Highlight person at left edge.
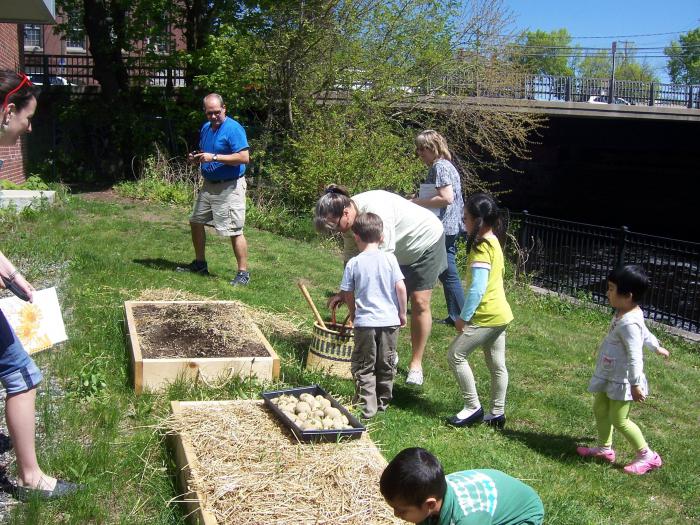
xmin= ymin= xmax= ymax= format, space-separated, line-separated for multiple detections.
xmin=0 ymin=69 xmax=82 ymax=500
xmin=179 ymin=93 xmax=251 ymax=286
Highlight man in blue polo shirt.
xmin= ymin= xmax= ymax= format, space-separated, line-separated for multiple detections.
xmin=179 ymin=93 xmax=251 ymax=285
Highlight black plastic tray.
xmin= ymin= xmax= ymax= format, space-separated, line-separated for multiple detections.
xmin=262 ymin=385 xmax=365 ymax=443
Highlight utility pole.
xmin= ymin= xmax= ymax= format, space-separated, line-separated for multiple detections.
xmin=609 ymin=41 xmax=617 ymax=104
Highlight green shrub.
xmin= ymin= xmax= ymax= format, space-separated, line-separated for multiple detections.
xmin=264 ymin=108 xmax=424 ymax=209
xmin=0 ymin=174 xmax=55 ymax=191
xmin=0 ymin=179 xmax=20 ymax=190
xmin=115 ymin=145 xmax=198 ymax=206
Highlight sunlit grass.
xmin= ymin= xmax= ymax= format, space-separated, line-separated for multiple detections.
xmin=0 ymin=194 xmax=697 ymax=524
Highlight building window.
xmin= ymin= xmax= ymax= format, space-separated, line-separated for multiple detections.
xmin=146 ymin=33 xmax=171 ymax=55
xmin=24 ymin=25 xmax=43 ymax=50
xmin=66 ymin=27 xmax=86 ymax=52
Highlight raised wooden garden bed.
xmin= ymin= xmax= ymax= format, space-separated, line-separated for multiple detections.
xmin=168 ymin=400 xmax=401 ymax=525
xmin=125 ymin=300 xmax=280 ymax=393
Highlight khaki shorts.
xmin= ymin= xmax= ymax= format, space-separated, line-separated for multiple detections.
xmin=190 ymin=178 xmax=247 ymax=236
xmin=399 ymin=233 xmax=447 ymax=295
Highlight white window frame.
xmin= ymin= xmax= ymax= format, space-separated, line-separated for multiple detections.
xmin=65 ymin=26 xmax=86 ymax=53
xmin=23 ymin=24 xmax=43 ymax=52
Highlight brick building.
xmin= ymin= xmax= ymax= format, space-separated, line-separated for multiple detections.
xmin=1 ymin=1 xmax=55 ymax=183
xmin=0 ymin=24 xmax=25 ymax=184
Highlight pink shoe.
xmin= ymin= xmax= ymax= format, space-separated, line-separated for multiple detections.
xmin=576 ymin=446 xmax=616 ymax=463
xmin=623 ymin=451 xmax=663 ymax=475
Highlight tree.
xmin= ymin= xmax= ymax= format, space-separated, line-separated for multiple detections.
xmin=577 ymin=50 xmax=610 ymax=79
xmin=512 ymin=29 xmax=578 ymax=76
xmin=577 ymin=44 xmax=657 ymax=83
xmin=197 ymin=0 xmax=546 ymax=206
xmin=665 ymin=28 xmax=700 ymax=84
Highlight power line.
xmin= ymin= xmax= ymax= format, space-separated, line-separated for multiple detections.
xmin=494 ymin=28 xmax=696 ymax=41
xmin=568 ymin=30 xmax=695 ymax=39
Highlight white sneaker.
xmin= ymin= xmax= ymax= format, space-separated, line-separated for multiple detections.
xmin=406 ymin=368 xmax=424 ymax=386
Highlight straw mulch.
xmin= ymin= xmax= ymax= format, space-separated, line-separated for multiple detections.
xmin=169 ymin=400 xmax=404 ymax=525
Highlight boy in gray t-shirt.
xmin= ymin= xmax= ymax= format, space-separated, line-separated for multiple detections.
xmin=340 ymin=213 xmax=407 ymax=418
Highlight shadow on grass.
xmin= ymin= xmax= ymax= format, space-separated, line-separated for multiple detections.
xmin=389 ymin=384 xmax=453 ymax=418
xmin=132 ymin=258 xmax=220 ymax=278
xmin=501 ymin=428 xmax=591 ymax=462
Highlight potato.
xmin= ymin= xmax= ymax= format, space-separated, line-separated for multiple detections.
xmin=341 ymin=415 xmax=349 ymax=425
xmin=295 ymin=401 xmax=312 ymax=414
xmin=323 ymin=407 xmax=342 ymax=419
xmin=281 ymin=410 xmax=296 ymax=420
xmin=312 ymin=409 xmax=325 ymax=418
xmin=342 ymin=424 xmax=353 ymax=429
xmin=319 ymin=398 xmax=332 ymax=409
xmin=297 ymin=411 xmax=309 ymax=421
xmin=321 ymin=417 xmax=335 ymax=428
xmin=299 ymin=393 xmax=315 ymax=404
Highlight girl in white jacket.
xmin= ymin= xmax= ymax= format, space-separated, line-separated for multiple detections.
xmin=577 ymin=264 xmax=669 ymax=475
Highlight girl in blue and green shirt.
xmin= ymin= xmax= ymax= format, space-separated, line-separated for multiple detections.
xmin=446 ymin=193 xmax=513 ymax=429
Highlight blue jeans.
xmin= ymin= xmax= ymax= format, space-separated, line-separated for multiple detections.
xmin=439 ymin=234 xmax=465 ymax=321
xmin=0 ymin=310 xmax=43 ymax=394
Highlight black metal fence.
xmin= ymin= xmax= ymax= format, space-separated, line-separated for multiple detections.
xmin=23 ymin=53 xmax=185 ymax=87
xmin=411 ymin=72 xmax=700 ymax=109
xmin=514 ymin=211 xmax=700 ymax=333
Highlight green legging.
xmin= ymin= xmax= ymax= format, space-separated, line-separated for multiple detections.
xmin=593 ymin=392 xmax=647 ymax=451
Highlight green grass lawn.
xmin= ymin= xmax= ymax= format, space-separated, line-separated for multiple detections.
xmin=1 ymin=194 xmax=698 ymax=524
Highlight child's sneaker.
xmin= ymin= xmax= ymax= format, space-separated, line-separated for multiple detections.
xmin=623 ymin=450 xmax=663 ymax=475
xmin=576 ymin=446 xmax=616 ymax=463
xmin=406 ymin=368 xmax=423 ymax=386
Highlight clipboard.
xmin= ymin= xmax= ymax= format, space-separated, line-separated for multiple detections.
xmin=0 ymin=287 xmax=68 ymax=354
xmin=419 ymin=183 xmax=441 ymax=217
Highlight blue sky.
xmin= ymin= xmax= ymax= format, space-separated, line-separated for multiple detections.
xmin=503 ymin=0 xmax=700 ymax=81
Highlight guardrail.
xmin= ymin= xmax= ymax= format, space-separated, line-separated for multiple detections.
xmin=23 ymin=53 xmax=185 ymax=87
xmin=423 ymin=73 xmax=699 ymax=109
xmin=514 ymin=211 xmax=700 ymax=333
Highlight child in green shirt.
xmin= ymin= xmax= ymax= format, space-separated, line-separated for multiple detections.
xmin=380 ymin=448 xmax=544 ymax=525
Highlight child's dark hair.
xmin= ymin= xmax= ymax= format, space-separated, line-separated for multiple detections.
xmin=607 ymin=264 xmax=650 ymax=304
xmin=380 ymin=447 xmax=446 ymax=507
xmin=352 ymin=212 xmax=383 ymax=243
xmin=314 ymin=184 xmax=352 ymax=233
xmin=465 ymin=193 xmax=502 ymax=252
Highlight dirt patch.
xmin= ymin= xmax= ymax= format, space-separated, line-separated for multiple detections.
xmin=77 ymin=188 xmax=181 ymax=223
xmin=133 ymin=303 xmax=269 ymax=359
xmin=77 ymin=188 xmax=140 ymax=205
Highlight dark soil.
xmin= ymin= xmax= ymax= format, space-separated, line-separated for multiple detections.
xmin=133 ymin=303 xmax=269 ymax=359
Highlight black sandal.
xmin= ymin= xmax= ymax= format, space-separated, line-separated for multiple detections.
xmin=13 ymin=479 xmax=83 ymax=501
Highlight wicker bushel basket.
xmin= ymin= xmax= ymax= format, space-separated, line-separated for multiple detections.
xmin=306 ymin=309 xmax=354 ymax=379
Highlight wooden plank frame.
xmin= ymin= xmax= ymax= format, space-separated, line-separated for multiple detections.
xmin=125 ymin=301 xmax=280 ymax=394
xmin=169 ymin=400 xmax=221 ymax=525
xmin=168 ymin=400 xmax=392 ymax=525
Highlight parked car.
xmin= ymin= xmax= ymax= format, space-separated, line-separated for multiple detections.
xmin=587 ymin=95 xmax=633 ymax=105
xmin=27 ymin=74 xmax=75 ymax=86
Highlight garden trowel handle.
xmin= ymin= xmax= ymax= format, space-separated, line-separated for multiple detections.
xmin=330 ymin=304 xmax=353 ymax=336
xmin=297 ymin=282 xmax=327 ymax=329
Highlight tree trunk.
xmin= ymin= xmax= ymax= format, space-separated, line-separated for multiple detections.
xmin=82 ymin=0 xmax=132 ymax=179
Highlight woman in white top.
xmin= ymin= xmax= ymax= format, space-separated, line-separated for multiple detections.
xmin=315 ymin=185 xmax=446 ymax=385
